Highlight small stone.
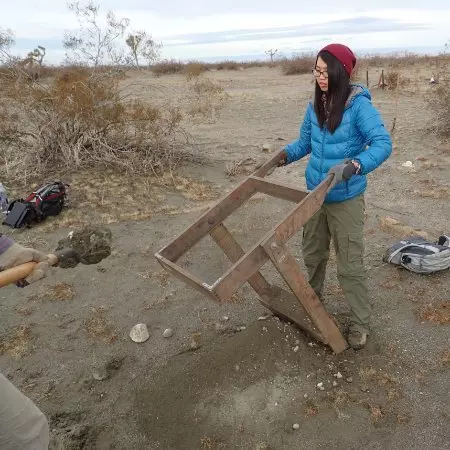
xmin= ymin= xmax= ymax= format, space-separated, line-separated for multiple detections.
xmin=308 ymin=342 xmax=314 ymax=347
xmin=332 ymin=381 xmax=338 ymax=387
xmin=335 ymin=372 xmax=343 ymax=379
xmin=295 ymin=340 xmax=300 ymax=345
xmin=92 ymin=367 xmax=109 ymax=381
xmin=163 ymin=328 xmax=173 ymax=338
xmin=346 ymin=377 xmax=353 ymax=383
xmin=190 ymin=333 xmax=202 ymax=350
xmin=236 ymin=326 xmax=246 ymax=332
xmin=304 ymin=394 xmax=308 ymax=399
xmin=235 ymin=364 xmax=240 ymax=371
xmin=292 ymin=423 xmax=300 ymax=430
xmin=402 ymin=160 xmax=413 ymax=168
xmin=293 ymin=346 xmax=299 ymax=353
xmin=129 ymin=323 xmax=150 ymax=343
xmin=262 ymin=143 xmax=273 ymax=152
xmin=222 ymin=316 xmax=230 ymax=322
xmin=262 ymin=326 xmax=268 ymax=332
xmin=360 ymin=385 xmax=370 ymax=392
xmin=258 ymin=315 xmax=270 ymax=321
xmin=317 ymin=382 xmax=325 ymax=391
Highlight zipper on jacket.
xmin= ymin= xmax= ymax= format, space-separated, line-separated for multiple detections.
xmin=320 ymin=126 xmax=327 ymax=176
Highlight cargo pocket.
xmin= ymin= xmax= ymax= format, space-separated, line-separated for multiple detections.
xmin=347 ymin=232 xmax=364 ymax=264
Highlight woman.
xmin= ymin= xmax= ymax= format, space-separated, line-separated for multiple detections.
xmin=277 ymin=44 xmax=392 ymax=350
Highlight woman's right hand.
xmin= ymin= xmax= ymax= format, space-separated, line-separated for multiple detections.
xmin=277 ymin=150 xmax=288 ymax=167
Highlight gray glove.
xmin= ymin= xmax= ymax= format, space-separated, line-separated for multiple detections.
xmin=328 ymin=161 xmax=357 ymax=184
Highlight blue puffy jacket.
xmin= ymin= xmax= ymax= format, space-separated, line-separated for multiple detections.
xmin=285 ymin=85 xmax=392 ymax=203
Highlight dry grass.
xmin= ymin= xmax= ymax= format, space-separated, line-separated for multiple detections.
xmin=84 ymin=307 xmax=117 ymax=343
xmin=441 ymin=350 xmax=450 ymax=365
xmin=151 ymin=59 xmax=184 ymax=76
xmin=139 ymin=269 xmax=170 ymax=286
xmin=384 ymin=71 xmax=411 ymax=90
xmin=225 ymin=158 xmax=256 ymax=177
xmin=419 ymin=301 xmax=450 ymax=324
xmin=281 ymin=55 xmax=314 ymax=76
xmin=368 ymin=404 xmax=385 ymax=423
xmin=28 ymin=283 xmax=74 ymax=302
xmin=200 ymin=435 xmax=220 ymax=449
xmin=0 ymin=325 xmax=33 ymax=359
xmin=359 ymin=367 xmax=398 ymax=387
xmin=184 ymin=61 xmax=208 ymax=80
xmin=187 ymin=76 xmax=228 ymax=121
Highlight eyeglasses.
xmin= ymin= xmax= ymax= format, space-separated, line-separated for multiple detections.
xmin=312 ymin=68 xmax=328 ymax=79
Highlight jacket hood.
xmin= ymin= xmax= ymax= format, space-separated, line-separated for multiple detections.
xmin=345 ymin=84 xmax=370 ymax=108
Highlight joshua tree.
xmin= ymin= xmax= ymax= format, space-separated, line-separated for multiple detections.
xmin=265 ymin=48 xmax=278 ymax=64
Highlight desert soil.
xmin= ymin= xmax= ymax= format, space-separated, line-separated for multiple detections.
xmin=1 ymin=66 xmax=449 ymax=450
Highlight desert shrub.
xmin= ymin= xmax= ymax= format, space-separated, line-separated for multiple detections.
xmin=0 ymin=64 xmax=190 ymax=183
xmin=187 ymin=76 xmax=227 ymax=121
xmin=215 ymin=60 xmax=240 ymax=71
xmin=151 ymin=59 xmax=184 ymax=76
xmin=384 ymin=71 xmax=411 ymax=90
xmin=184 ymin=61 xmax=208 ymax=80
xmin=425 ymin=82 xmax=450 ymax=138
xmin=281 ymin=56 xmax=315 ymax=75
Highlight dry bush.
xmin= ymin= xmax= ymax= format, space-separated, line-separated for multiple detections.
xmin=281 ymin=55 xmax=314 ymax=76
xmin=151 ymin=59 xmax=184 ymax=76
xmin=425 ymin=78 xmax=450 ymax=138
xmin=0 ymin=63 xmax=191 ymax=183
xmin=384 ymin=71 xmax=411 ymax=90
xmin=184 ymin=61 xmax=208 ymax=80
xmin=187 ymin=76 xmax=228 ymax=121
xmin=215 ymin=60 xmax=240 ymax=71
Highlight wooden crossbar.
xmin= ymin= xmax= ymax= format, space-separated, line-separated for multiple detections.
xmin=155 ymin=154 xmax=348 ymax=353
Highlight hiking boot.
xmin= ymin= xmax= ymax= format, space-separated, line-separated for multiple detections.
xmin=347 ymin=327 xmax=368 ymax=350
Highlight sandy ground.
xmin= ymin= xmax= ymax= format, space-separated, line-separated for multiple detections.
xmin=1 ymin=66 xmax=449 ymax=450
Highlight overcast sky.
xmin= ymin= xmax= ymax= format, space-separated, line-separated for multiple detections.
xmin=2 ymin=0 xmax=449 ymax=63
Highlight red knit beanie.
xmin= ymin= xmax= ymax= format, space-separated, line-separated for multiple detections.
xmin=319 ymin=43 xmax=356 ymax=76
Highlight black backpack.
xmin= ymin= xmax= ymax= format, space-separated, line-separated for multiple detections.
xmin=2 ymin=181 xmax=68 ymax=228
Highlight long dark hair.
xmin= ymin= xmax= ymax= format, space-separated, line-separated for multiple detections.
xmin=314 ymin=50 xmax=351 ymax=133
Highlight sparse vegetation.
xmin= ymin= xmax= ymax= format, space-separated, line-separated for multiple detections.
xmin=419 ymin=301 xmax=450 ymax=324
xmin=281 ymin=55 xmax=315 ymax=76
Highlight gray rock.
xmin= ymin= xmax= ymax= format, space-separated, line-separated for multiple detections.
xmin=163 ymin=328 xmax=173 ymax=338
xmin=92 ymin=367 xmax=109 ymax=381
xmin=129 ymin=323 xmax=150 ymax=343
xmin=292 ymin=423 xmax=300 ymax=430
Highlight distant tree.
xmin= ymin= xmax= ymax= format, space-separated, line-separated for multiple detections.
xmin=125 ymin=30 xmax=161 ymax=67
xmin=63 ymin=1 xmax=130 ymax=67
xmin=27 ymin=46 xmax=46 ymax=65
xmin=0 ymin=28 xmax=15 ymax=64
xmin=265 ymin=48 xmax=278 ymax=64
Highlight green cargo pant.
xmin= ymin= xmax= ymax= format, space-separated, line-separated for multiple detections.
xmin=302 ymin=194 xmax=370 ymax=333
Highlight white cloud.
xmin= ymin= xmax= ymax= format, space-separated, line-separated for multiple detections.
xmin=2 ymin=3 xmax=449 ymax=63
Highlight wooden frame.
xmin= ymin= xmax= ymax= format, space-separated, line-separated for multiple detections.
xmin=155 ymin=150 xmax=348 ymax=353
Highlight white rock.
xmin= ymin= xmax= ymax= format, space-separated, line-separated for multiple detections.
xmin=293 ymin=346 xmax=299 ymax=353
xmin=262 ymin=143 xmax=273 ymax=152
xmin=317 ymin=382 xmax=325 ymax=391
xmin=129 ymin=323 xmax=150 ymax=343
xmin=163 ymin=328 xmax=173 ymax=338
xmin=402 ymin=161 xmax=414 ymax=168
xmin=221 ymin=316 xmax=229 ymax=322
xmin=292 ymin=423 xmax=300 ymax=430
xmin=304 ymin=393 xmax=308 ymax=399
xmin=258 ymin=315 xmax=270 ymax=321
xmin=335 ymin=372 xmax=343 ymax=379
xmin=332 ymin=381 xmax=338 ymax=387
